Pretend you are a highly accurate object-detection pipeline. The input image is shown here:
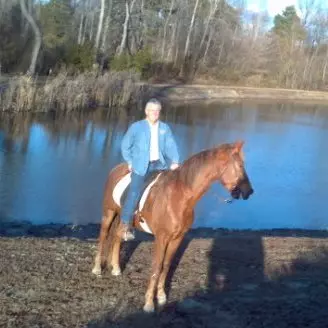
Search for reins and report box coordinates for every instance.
[211,152,240,205]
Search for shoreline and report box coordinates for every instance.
[3,75,328,102]
[1,220,328,240]
[151,83,328,103]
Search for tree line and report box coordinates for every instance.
[1,0,328,90]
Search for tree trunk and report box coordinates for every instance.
[322,47,328,86]
[95,0,105,50]
[89,12,95,41]
[161,0,175,61]
[20,0,41,75]
[183,0,200,60]
[198,0,219,58]
[117,0,137,56]
[78,14,84,45]
[22,0,32,38]
[100,0,113,53]
[139,0,147,48]
[217,39,225,65]
[173,18,181,67]
[168,17,178,61]
[118,1,129,55]
[82,0,91,44]
[202,26,214,65]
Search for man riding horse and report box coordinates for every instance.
[120,98,180,241]
[92,99,254,312]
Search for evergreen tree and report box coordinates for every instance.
[273,6,307,42]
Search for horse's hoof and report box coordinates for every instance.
[143,303,155,313]
[157,294,167,306]
[111,268,122,276]
[92,266,102,276]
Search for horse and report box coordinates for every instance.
[91,140,254,312]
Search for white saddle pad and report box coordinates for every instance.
[112,172,162,234]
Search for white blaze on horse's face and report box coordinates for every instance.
[219,141,253,200]
[221,152,245,192]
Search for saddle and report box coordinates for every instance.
[112,170,164,233]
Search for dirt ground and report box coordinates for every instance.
[1,223,328,328]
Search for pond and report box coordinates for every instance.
[1,100,328,231]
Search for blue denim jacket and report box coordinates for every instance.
[121,119,180,176]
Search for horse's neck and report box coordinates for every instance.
[189,164,218,204]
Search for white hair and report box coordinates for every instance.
[145,98,162,111]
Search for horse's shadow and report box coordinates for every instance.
[207,231,265,293]
[119,239,145,273]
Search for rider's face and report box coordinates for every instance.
[145,105,161,124]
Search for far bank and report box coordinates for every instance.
[2,73,328,113]
[151,83,328,103]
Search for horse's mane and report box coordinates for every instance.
[159,143,235,189]
[145,143,235,213]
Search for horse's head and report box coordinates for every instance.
[218,141,254,200]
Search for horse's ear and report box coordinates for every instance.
[232,140,244,154]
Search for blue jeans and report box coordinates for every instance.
[121,160,164,225]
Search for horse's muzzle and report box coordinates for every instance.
[231,187,241,199]
[231,185,254,200]
[242,187,254,200]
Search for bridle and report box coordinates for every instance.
[212,152,242,204]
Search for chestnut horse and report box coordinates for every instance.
[92,141,254,312]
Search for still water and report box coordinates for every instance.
[1,100,328,230]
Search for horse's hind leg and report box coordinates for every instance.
[143,237,168,313]
[156,235,184,306]
[92,209,116,276]
[109,221,122,276]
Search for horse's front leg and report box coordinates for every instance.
[143,237,168,313]
[92,209,116,276]
[156,235,184,306]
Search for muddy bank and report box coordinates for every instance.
[152,83,328,103]
[2,220,328,240]
[1,221,328,328]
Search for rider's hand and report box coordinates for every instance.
[170,163,179,170]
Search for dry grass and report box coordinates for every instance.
[0,71,152,112]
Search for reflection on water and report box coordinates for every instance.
[1,101,328,230]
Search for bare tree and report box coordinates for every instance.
[298,0,320,26]
[77,13,84,45]
[184,0,200,60]
[161,0,175,61]
[100,0,113,53]
[117,0,137,55]
[19,0,42,75]
[198,0,220,58]
[95,0,105,50]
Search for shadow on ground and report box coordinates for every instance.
[85,229,328,328]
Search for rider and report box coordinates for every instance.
[120,98,180,241]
